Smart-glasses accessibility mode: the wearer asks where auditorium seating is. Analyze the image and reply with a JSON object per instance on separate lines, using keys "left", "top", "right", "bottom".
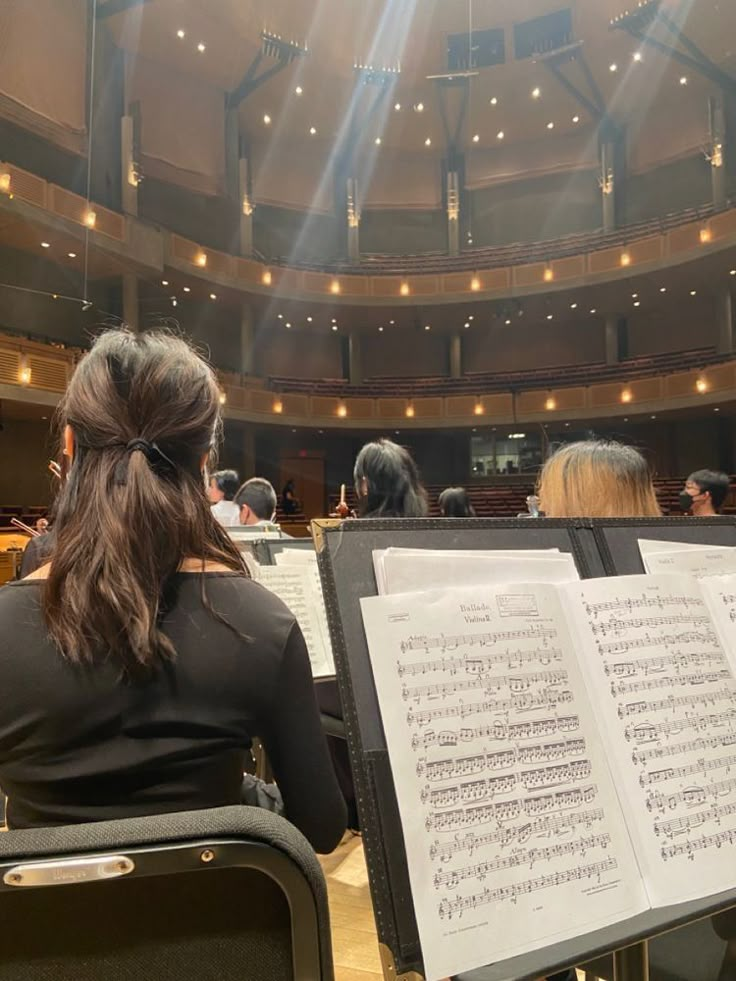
{"left": 0, "top": 805, "right": 335, "bottom": 980}
{"left": 271, "top": 347, "right": 725, "bottom": 399}
{"left": 263, "top": 204, "right": 715, "bottom": 275}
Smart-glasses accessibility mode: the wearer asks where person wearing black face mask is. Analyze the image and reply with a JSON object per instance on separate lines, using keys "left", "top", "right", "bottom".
{"left": 679, "top": 469, "right": 731, "bottom": 516}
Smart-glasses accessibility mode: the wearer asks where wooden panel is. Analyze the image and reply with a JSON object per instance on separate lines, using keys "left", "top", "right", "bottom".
{"left": 251, "top": 388, "right": 282, "bottom": 413}
{"left": 28, "top": 355, "right": 67, "bottom": 392}
{"left": 95, "top": 206, "right": 125, "bottom": 241}
{"left": 376, "top": 398, "right": 405, "bottom": 418}
{"left": 336, "top": 276, "right": 371, "bottom": 297}
{"left": 370, "top": 276, "right": 405, "bottom": 298}
{"left": 0, "top": 348, "right": 19, "bottom": 385}
{"left": 550, "top": 387, "right": 587, "bottom": 410}
{"left": 711, "top": 209, "right": 736, "bottom": 238}
{"left": 49, "top": 185, "right": 87, "bottom": 224}
{"left": 413, "top": 397, "right": 443, "bottom": 418}
{"left": 628, "top": 236, "right": 662, "bottom": 264}
{"left": 276, "top": 268, "right": 307, "bottom": 292}
{"left": 703, "top": 362, "right": 736, "bottom": 391}
{"left": 516, "top": 389, "right": 554, "bottom": 414}
{"left": 404, "top": 275, "right": 440, "bottom": 295}
{"left": 237, "top": 257, "right": 264, "bottom": 281}
{"left": 281, "top": 393, "right": 310, "bottom": 416}
{"left": 311, "top": 395, "right": 340, "bottom": 417}
{"left": 170, "top": 233, "right": 199, "bottom": 262}
{"left": 589, "top": 377, "right": 663, "bottom": 408}
{"left": 513, "top": 262, "right": 547, "bottom": 288}
{"left": 206, "top": 249, "right": 236, "bottom": 278}
{"left": 630, "top": 376, "right": 665, "bottom": 401}
{"left": 550, "top": 255, "right": 586, "bottom": 280}
{"left": 588, "top": 246, "right": 626, "bottom": 274}
{"left": 6, "top": 164, "right": 47, "bottom": 208}
{"left": 344, "top": 398, "right": 374, "bottom": 419}
{"left": 446, "top": 393, "right": 513, "bottom": 419}
{"left": 664, "top": 370, "right": 700, "bottom": 398}
{"left": 446, "top": 394, "right": 479, "bottom": 417}
{"left": 668, "top": 223, "right": 701, "bottom": 254}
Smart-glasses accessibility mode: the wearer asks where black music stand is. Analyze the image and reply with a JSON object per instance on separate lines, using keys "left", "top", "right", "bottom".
{"left": 251, "top": 537, "right": 316, "bottom": 566}
{"left": 314, "top": 517, "right": 736, "bottom": 981}
{"left": 590, "top": 516, "right": 736, "bottom": 576}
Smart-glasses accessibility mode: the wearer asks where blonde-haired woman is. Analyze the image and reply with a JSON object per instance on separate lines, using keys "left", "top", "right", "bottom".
{"left": 538, "top": 439, "right": 661, "bottom": 518}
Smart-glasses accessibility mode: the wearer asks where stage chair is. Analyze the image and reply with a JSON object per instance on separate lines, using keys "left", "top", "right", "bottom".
{"left": 0, "top": 805, "right": 334, "bottom": 981}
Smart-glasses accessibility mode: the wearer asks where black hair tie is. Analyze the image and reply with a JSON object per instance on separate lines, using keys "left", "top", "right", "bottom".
{"left": 114, "top": 439, "right": 177, "bottom": 485}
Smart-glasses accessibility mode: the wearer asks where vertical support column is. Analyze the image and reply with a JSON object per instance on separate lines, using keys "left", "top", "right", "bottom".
{"left": 346, "top": 177, "right": 360, "bottom": 263}
{"left": 239, "top": 157, "right": 254, "bottom": 257}
{"left": 449, "top": 332, "right": 462, "bottom": 378}
{"left": 600, "top": 140, "right": 616, "bottom": 233}
{"left": 120, "top": 113, "right": 138, "bottom": 216}
{"left": 605, "top": 313, "right": 624, "bottom": 365}
{"left": 122, "top": 274, "right": 139, "bottom": 332}
{"left": 240, "top": 300, "right": 256, "bottom": 375}
{"left": 447, "top": 170, "right": 460, "bottom": 256}
{"left": 716, "top": 285, "right": 734, "bottom": 354}
{"left": 348, "top": 331, "right": 363, "bottom": 385}
{"left": 709, "top": 95, "right": 727, "bottom": 212}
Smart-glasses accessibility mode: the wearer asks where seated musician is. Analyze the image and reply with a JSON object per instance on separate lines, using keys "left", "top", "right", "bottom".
{"left": 0, "top": 328, "right": 346, "bottom": 853}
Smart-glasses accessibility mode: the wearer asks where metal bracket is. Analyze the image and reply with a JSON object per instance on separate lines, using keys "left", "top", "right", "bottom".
{"left": 379, "top": 942, "right": 424, "bottom": 981}
{"left": 4, "top": 854, "right": 135, "bottom": 887}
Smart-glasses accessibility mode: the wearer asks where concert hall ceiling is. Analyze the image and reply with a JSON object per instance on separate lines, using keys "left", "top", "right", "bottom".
{"left": 105, "top": 0, "right": 736, "bottom": 158}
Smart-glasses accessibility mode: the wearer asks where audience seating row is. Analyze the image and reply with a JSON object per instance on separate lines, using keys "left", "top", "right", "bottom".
{"left": 263, "top": 204, "right": 715, "bottom": 275}
{"left": 272, "top": 347, "right": 724, "bottom": 399}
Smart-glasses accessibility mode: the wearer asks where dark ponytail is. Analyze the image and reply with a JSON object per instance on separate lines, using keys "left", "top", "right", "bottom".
{"left": 43, "top": 328, "right": 246, "bottom": 672}
{"left": 353, "top": 439, "right": 429, "bottom": 518}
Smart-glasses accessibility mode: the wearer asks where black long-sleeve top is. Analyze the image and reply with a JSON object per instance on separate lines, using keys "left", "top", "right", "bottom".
{"left": 0, "top": 572, "right": 347, "bottom": 853}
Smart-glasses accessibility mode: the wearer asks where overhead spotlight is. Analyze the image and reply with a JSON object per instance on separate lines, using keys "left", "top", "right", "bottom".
{"left": 570, "top": 302, "right": 577, "bottom": 309}
{"left": 295, "top": 86, "right": 303, "bottom": 95}
{"left": 379, "top": 326, "right": 384, "bottom": 332}
{"left": 285, "top": 322, "right": 291, "bottom": 328}
{"left": 472, "top": 133, "right": 480, "bottom": 142}
{"left": 183, "top": 286, "right": 191, "bottom": 293}
{"left": 389, "top": 319, "right": 395, "bottom": 324}
{"left": 531, "top": 87, "right": 541, "bottom": 98}
{"left": 497, "top": 130, "right": 504, "bottom": 140}
{"left": 375, "top": 136, "right": 382, "bottom": 145}
{"left": 41, "top": 242, "right": 50, "bottom": 248}
{"left": 331, "top": 318, "right": 337, "bottom": 324}
{"left": 690, "top": 289, "right": 697, "bottom": 296}
{"left": 394, "top": 102, "right": 401, "bottom": 111}
{"left": 490, "top": 96, "right": 498, "bottom": 105}
{"left": 309, "top": 126, "right": 317, "bottom": 135}
{"left": 68, "top": 252, "right": 76, "bottom": 258}
{"left": 197, "top": 42, "right": 206, "bottom": 53}
{"left": 547, "top": 121, "right": 554, "bottom": 130}
{"left": 176, "top": 29, "right": 185, "bottom": 39}
{"left": 632, "top": 292, "right": 638, "bottom": 298}
{"left": 171, "top": 298, "right": 178, "bottom": 308}
{"left": 162, "top": 279, "right": 169, "bottom": 286}
{"left": 82, "top": 300, "right": 93, "bottom": 312}
{"left": 465, "top": 321, "right": 471, "bottom": 328}
{"left": 424, "top": 324, "right": 431, "bottom": 331}
{"left": 572, "top": 115, "right": 580, "bottom": 123}
{"left": 331, "top": 324, "right": 338, "bottom": 331}
{"left": 277, "top": 314, "right": 283, "bottom": 320}
{"left": 219, "top": 392, "right": 227, "bottom": 405}
{"left": 468, "top": 315, "right": 474, "bottom": 321}
{"left": 633, "top": 300, "right": 640, "bottom": 307}
{"left": 546, "top": 313, "right": 554, "bottom": 320}
{"left": 680, "top": 76, "right": 688, "bottom": 85}
{"left": 731, "top": 269, "right": 736, "bottom": 276}
{"left": 209, "top": 293, "right": 217, "bottom": 300}
{"left": 414, "top": 102, "right": 424, "bottom": 112}
{"left": 590, "top": 307, "right": 597, "bottom": 314}
{"left": 424, "top": 137, "right": 432, "bottom": 146}
{"left": 633, "top": 51, "right": 642, "bottom": 61}
{"left": 263, "top": 114, "right": 272, "bottom": 125}
{"left": 609, "top": 63, "right": 618, "bottom": 72}
{"left": 306, "top": 315, "right": 313, "bottom": 322}
{"left": 505, "top": 318, "right": 511, "bottom": 325}
{"left": 659, "top": 286, "right": 666, "bottom": 292}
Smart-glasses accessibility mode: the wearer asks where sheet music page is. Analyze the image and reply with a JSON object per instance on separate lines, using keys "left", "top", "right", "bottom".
{"left": 699, "top": 574, "right": 736, "bottom": 676}
{"left": 257, "top": 566, "right": 335, "bottom": 677}
{"left": 377, "top": 551, "right": 579, "bottom": 595}
{"left": 638, "top": 539, "right": 733, "bottom": 573}
{"left": 643, "top": 548, "right": 736, "bottom": 580}
{"left": 372, "top": 547, "right": 562, "bottom": 596}
{"left": 274, "top": 548, "right": 317, "bottom": 566}
{"left": 562, "top": 573, "right": 736, "bottom": 905}
{"left": 360, "top": 583, "right": 647, "bottom": 981}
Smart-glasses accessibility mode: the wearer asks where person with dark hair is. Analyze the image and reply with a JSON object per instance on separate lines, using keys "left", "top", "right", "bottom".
{"left": 0, "top": 329, "right": 346, "bottom": 852}
{"left": 438, "top": 486, "right": 476, "bottom": 518}
{"left": 235, "top": 477, "right": 278, "bottom": 526}
{"left": 680, "top": 469, "right": 731, "bottom": 516}
{"left": 280, "top": 479, "right": 299, "bottom": 516}
{"left": 208, "top": 468, "right": 240, "bottom": 526}
{"left": 353, "top": 438, "right": 428, "bottom": 518}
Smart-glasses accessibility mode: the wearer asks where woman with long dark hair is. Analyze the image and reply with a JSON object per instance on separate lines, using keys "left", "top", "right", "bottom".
{"left": 353, "top": 438, "right": 428, "bottom": 517}
{"left": 438, "top": 486, "right": 476, "bottom": 518}
{"left": 0, "top": 329, "right": 346, "bottom": 851}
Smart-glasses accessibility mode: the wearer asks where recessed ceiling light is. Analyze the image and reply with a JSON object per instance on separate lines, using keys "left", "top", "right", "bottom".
{"left": 572, "top": 115, "right": 580, "bottom": 123}
{"left": 609, "top": 63, "right": 618, "bottom": 72}
{"left": 570, "top": 302, "right": 577, "bottom": 309}
{"left": 378, "top": 326, "right": 384, "bottom": 332}
{"left": 659, "top": 286, "right": 666, "bottom": 292}
{"left": 277, "top": 313, "right": 283, "bottom": 319}
{"left": 632, "top": 293, "right": 638, "bottom": 298}
{"left": 680, "top": 76, "right": 688, "bottom": 85}
{"left": 41, "top": 241, "right": 50, "bottom": 248}
{"left": 690, "top": 289, "right": 697, "bottom": 296}
{"left": 394, "top": 102, "right": 401, "bottom": 111}
{"left": 490, "top": 96, "right": 498, "bottom": 105}
{"left": 183, "top": 286, "right": 191, "bottom": 293}
{"left": 197, "top": 42, "right": 206, "bottom": 53}
{"left": 67, "top": 252, "right": 76, "bottom": 258}
{"left": 546, "top": 313, "right": 553, "bottom": 320}
{"left": 715, "top": 407, "right": 720, "bottom": 412}
{"left": 331, "top": 324, "right": 338, "bottom": 331}
{"left": 375, "top": 137, "right": 381, "bottom": 145}
{"left": 162, "top": 279, "right": 169, "bottom": 286}
{"left": 209, "top": 293, "right": 217, "bottom": 300}
{"left": 263, "top": 114, "right": 271, "bottom": 125}
{"left": 464, "top": 321, "right": 471, "bottom": 327}
{"left": 633, "top": 51, "right": 643, "bottom": 62}
{"left": 176, "top": 29, "right": 185, "bottom": 39}
{"left": 309, "top": 126, "right": 317, "bottom": 135}
{"left": 505, "top": 318, "right": 511, "bottom": 325}
{"left": 415, "top": 102, "right": 424, "bottom": 112}
{"left": 633, "top": 300, "right": 640, "bottom": 307}
{"left": 468, "top": 315, "right": 474, "bottom": 321}
{"left": 472, "top": 133, "right": 480, "bottom": 142}
{"left": 497, "top": 130, "right": 504, "bottom": 140}
{"left": 590, "top": 308, "right": 597, "bottom": 314}
{"left": 424, "top": 324, "right": 431, "bottom": 330}
{"left": 531, "top": 87, "right": 541, "bottom": 98}
{"left": 389, "top": 319, "right": 395, "bottom": 325}
{"left": 306, "top": 316, "right": 313, "bottom": 322}
{"left": 425, "top": 137, "right": 432, "bottom": 146}
{"left": 285, "top": 322, "right": 292, "bottom": 328}
{"left": 331, "top": 318, "right": 337, "bottom": 324}
{"left": 730, "top": 269, "right": 736, "bottom": 276}
{"left": 547, "top": 121, "right": 554, "bottom": 129}
{"left": 171, "top": 298, "right": 177, "bottom": 307}
{"left": 295, "top": 86, "right": 303, "bottom": 95}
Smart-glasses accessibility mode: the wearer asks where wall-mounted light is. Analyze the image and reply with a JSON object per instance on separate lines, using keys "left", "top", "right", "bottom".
{"left": 273, "top": 399, "right": 283, "bottom": 414}
{"left": 18, "top": 354, "right": 31, "bottom": 386}
{"left": 0, "top": 172, "right": 11, "bottom": 193}
{"left": 699, "top": 226, "right": 712, "bottom": 244}
{"left": 330, "top": 279, "right": 341, "bottom": 295}
{"left": 262, "top": 270, "right": 272, "bottom": 286}
{"left": 470, "top": 276, "right": 480, "bottom": 292}
{"left": 696, "top": 377, "right": 708, "bottom": 394}
{"left": 400, "top": 281, "right": 410, "bottom": 296}
{"left": 195, "top": 251, "right": 207, "bottom": 268}
{"left": 545, "top": 396, "right": 557, "bottom": 411}
{"left": 621, "top": 388, "right": 633, "bottom": 403}
{"left": 543, "top": 266, "right": 553, "bottom": 282}
{"left": 473, "top": 400, "right": 484, "bottom": 416}
{"left": 84, "top": 210, "right": 96, "bottom": 229}
{"left": 405, "top": 403, "right": 415, "bottom": 418}
{"left": 242, "top": 193, "right": 254, "bottom": 216}
{"left": 218, "top": 391, "right": 227, "bottom": 405}
{"left": 620, "top": 250, "right": 631, "bottom": 267}
{"left": 337, "top": 402, "right": 348, "bottom": 418}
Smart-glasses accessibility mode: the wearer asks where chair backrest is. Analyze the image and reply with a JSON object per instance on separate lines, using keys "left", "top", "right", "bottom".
{"left": 0, "top": 805, "right": 334, "bottom": 981}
